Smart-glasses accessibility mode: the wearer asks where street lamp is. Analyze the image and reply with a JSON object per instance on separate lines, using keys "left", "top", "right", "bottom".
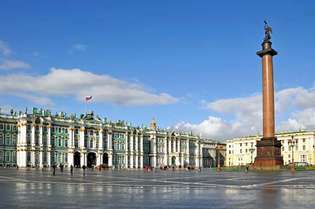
{"left": 288, "top": 135, "right": 296, "bottom": 170}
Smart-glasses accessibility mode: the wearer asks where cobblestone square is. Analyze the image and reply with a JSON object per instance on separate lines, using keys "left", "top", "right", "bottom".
{"left": 1, "top": 168, "right": 315, "bottom": 209}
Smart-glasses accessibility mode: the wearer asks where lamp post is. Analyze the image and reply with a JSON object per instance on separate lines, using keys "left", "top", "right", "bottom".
{"left": 288, "top": 135, "right": 296, "bottom": 171}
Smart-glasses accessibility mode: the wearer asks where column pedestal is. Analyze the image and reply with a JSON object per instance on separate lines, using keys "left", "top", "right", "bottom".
{"left": 254, "top": 137, "right": 283, "bottom": 170}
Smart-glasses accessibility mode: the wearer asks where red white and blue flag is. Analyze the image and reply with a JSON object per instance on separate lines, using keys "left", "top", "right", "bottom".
{"left": 85, "top": 96, "right": 93, "bottom": 101}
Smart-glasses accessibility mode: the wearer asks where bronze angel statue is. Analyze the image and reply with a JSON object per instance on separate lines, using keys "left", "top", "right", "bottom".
{"left": 264, "top": 20, "right": 272, "bottom": 41}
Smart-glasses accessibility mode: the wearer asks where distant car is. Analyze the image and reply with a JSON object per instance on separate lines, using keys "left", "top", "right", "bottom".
{"left": 294, "top": 162, "right": 309, "bottom": 167}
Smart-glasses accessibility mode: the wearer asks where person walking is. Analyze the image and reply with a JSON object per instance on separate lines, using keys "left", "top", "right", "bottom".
{"left": 52, "top": 164, "right": 56, "bottom": 176}
{"left": 70, "top": 165, "right": 74, "bottom": 176}
{"left": 82, "top": 165, "right": 86, "bottom": 176}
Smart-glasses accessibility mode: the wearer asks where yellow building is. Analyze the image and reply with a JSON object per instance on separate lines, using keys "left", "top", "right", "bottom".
{"left": 225, "top": 130, "right": 315, "bottom": 166}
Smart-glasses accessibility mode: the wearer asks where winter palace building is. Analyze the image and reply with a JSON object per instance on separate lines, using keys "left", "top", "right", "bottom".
{"left": 0, "top": 108, "right": 225, "bottom": 169}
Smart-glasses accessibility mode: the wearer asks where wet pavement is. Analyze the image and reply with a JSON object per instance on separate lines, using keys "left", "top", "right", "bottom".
{"left": 0, "top": 168, "right": 315, "bottom": 209}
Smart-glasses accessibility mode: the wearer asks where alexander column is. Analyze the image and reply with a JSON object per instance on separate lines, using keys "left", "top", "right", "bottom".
{"left": 254, "top": 21, "right": 283, "bottom": 170}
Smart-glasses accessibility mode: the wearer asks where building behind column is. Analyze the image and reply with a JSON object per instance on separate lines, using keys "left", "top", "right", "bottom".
{"left": 0, "top": 108, "right": 225, "bottom": 169}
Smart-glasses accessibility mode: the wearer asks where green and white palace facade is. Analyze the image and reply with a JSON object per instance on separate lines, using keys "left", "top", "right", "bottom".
{"left": 0, "top": 108, "right": 225, "bottom": 169}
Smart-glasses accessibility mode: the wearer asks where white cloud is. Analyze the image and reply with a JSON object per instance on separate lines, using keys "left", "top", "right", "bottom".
{"left": 0, "top": 68, "right": 178, "bottom": 106}
{"left": 0, "top": 40, "right": 31, "bottom": 70}
{"left": 0, "top": 59, "right": 31, "bottom": 70}
{"left": 175, "top": 87, "right": 315, "bottom": 140}
{"left": 72, "top": 43, "right": 87, "bottom": 52}
{"left": 0, "top": 40, "right": 11, "bottom": 56}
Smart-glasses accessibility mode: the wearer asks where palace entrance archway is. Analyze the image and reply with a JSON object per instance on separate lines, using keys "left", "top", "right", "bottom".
{"left": 74, "top": 152, "right": 81, "bottom": 168}
{"left": 171, "top": 156, "right": 176, "bottom": 166}
{"left": 87, "top": 152, "right": 96, "bottom": 168}
{"left": 103, "top": 153, "right": 109, "bottom": 165}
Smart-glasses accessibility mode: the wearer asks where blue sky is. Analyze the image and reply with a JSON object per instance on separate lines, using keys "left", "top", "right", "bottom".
{"left": 0, "top": 0, "right": 315, "bottom": 139}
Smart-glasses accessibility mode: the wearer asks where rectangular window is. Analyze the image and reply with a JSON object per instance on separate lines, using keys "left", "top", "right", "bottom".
{"left": 0, "top": 133, "right": 3, "bottom": 145}
{"left": 12, "top": 151, "right": 16, "bottom": 162}
{"left": 5, "top": 134, "right": 11, "bottom": 145}
{"left": 5, "top": 151, "right": 10, "bottom": 162}
{"left": 6, "top": 124, "right": 11, "bottom": 131}
{"left": 0, "top": 151, "right": 3, "bottom": 162}
{"left": 0, "top": 123, "right": 3, "bottom": 130}
{"left": 12, "top": 134, "right": 16, "bottom": 145}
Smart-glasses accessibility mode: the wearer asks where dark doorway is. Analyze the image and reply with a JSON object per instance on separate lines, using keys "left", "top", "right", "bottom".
{"left": 74, "top": 152, "right": 81, "bottom": 168}
{"left": 103, "top": 153, "right": 108, "bottom": 165}
{"left": 171, "top": 156, "right": 176, "bottom": 166}
{"left": 87, "top": 152, "right": 96, "bottom": 168}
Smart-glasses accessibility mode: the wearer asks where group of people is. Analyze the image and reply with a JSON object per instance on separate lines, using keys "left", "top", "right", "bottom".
{"left": 51, "top": 164, "right": 87, "bottom": 176}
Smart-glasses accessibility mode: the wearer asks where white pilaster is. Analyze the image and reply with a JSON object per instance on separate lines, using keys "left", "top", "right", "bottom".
{"left": 108, "top": 152, "right": 113, "bottom": 167}
{"left": 99, "top": 129, "right": 103, "bottom": 150}
{"left": 47, "top": 125, "right": 51, "bottom": 147}
{"left": 164, "top": 137, "right": 168, "bottom": 165}
{"left": 68, "top": 152, "right": 74, "bottom": 166}
{"left": 39, "top": 126, "right": 43, "bottom": 146}
{"left": 31, "top": 151, "right": 35, "bottom": 166}
{"left": 140, "top": 134, "right": 143, "bottom": 168}
{"left": 96, "top": 153, "right": 101, "bottom": 166}
{"left": 129, "top": 134, "right": 134, "bottom": 168}
{"left": 81, "top": 152, "right": 86, "bottom": 166}
{"left": 125, "top": 133, "right": 129, "bottom": 168}
{"left": 168, "top": 138, "right": 172, "bottom": 154}
{"left": 31, "top": 125, "right": 35, "bottom": 146}
{"left": 151, "top": 135, "right": 156, "bottom": 167}
{"left": 195, "top": 141, "right": 200, "bottom": 168}
{"left": 107, "top": 132, "right": 112, "bottom": 150}
{"left": 47, "top": 151, "right": 51, "bottom": 167}
{"left": 39, "top": 151, "right": 43, "bottom": 167}
{"left": 79, "top": 127, "right": 85, "bottom": 149}
{"left": 135, "top": 134, "right": 139, "bottom": 168}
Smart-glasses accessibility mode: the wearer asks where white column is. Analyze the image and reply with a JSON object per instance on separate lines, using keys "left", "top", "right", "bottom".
{"left": 31, "top": 125, "right": 35, "bottom": 146}
{"left": 186, "top": 139, "right": 190, "bottom": 165}
{"left": 180, "top": 140, "right": 184, "bottom": 167}
{"left": 79, "top": 127, "right": 85, "bottom": 149}
{"left": 31, "top": 151, "right": 35, "bottom": 166}
{"left": 108, "top": 152, "right": 113, "bottom": 167}
{"left": 129, "top": 134, "right": 134, "bottom": 168}
{"left": 39, "top": 151, "right": 43, "bottom": 167}
{"left": 68, "top": 152, "right": 74, "bottom": 166}
{"left": 140, "top": 134, "right": 143, "bottom": 168}
{"left": 135, "top": 134, "right": 139, "bottom": 168}
{"left": 107, "top": 132, "right": 112, "bottom": 150}
{"left": 125, "top": 133, "right": 129, "bottom": 168}
{"left": 199, "top": 144, "right": 203, "bottom": 168}
{"left": 39, "top": 126, "right": 43, "bottom": 146}
{"left": 17, "top": 150, "right": 27, "bottom": 167}
{"left": 151, "top": 136, "right": 156, "bottom": 167}
{"left": 19, "top": 122, "right": 27, "bottom": 145}
{"left": 164, "top": 137, "right": 168, "bottom": 165}
{"left": 68, "top": 127, "right": 73, "bottom": 148}
{"left": 47, "top": 151, "right": 51, "bottom": 167}
{"left": 168, "top": 138, "right": 172, "bottom": 154}
{"left": 96, "top": 153, "right": 101, "bottom": 166}
{"left": 81, "top": 152, "right": 86, "bottom": 166}
{"left": 47, "top": 126, "right": 51, "bottom": 147}
{"left": 99, "top": 129, "right": 103, "bottom": 150}
{"left": 195, "top": 141, "right": 200, "bottom": 168}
